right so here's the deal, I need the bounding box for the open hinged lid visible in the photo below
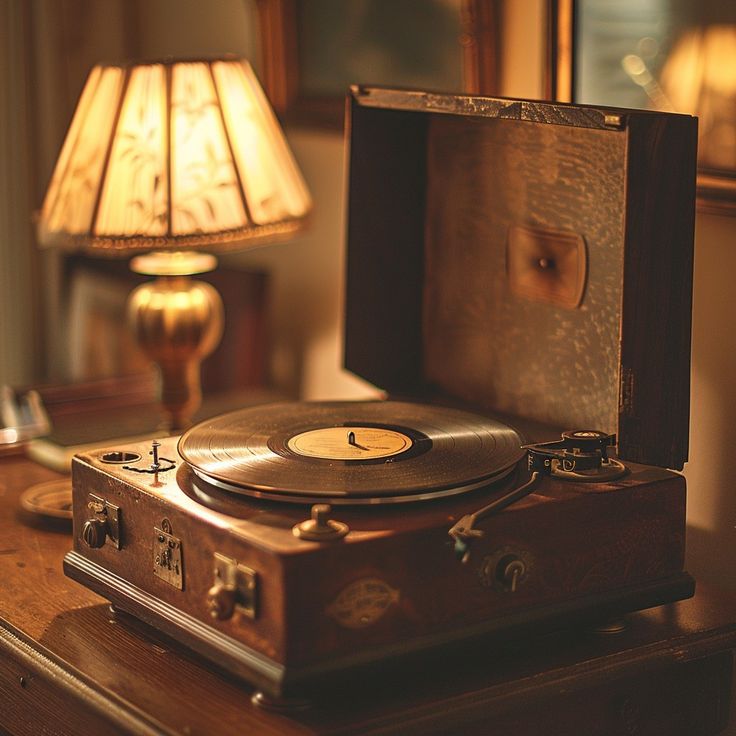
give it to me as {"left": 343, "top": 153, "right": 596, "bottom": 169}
{"left": 343, "top": 87, "right": 697, "bottom": 470}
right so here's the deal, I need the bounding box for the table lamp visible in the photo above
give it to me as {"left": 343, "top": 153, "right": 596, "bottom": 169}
{"left": 37, "top": 57, "right": 311, "bottom": 431}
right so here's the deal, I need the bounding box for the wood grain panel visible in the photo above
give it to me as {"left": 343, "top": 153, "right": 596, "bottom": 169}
{"left": 344, "top": 99, "right": 428, "bottom": 394}
{"left": 618, "top": 113, "right": 697, "bottom": 468}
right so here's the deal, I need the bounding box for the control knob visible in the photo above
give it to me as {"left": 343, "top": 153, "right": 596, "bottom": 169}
{"left": 292, "top": 504, "right": 349, "bottom": 541}
{"left": 81, "top": 518, "right": 108, "bottom": 548}
{"left": 496, "top": 554, "right": 527, "bottom": 593}
{"left": 207, "top": 582, "right": 237, "bottom": 620}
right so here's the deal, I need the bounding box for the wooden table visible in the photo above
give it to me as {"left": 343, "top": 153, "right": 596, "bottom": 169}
{"left": 1, "top": 452, "right": 736, "bottom": 735}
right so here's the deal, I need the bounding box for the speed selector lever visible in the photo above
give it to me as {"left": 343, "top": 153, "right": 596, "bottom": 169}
{"left": 496, "top": 555, "right": 527, "bottom": 592}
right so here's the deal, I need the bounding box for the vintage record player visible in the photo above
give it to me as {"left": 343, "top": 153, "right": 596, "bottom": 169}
{"left": 63, "top": 87, "right": 697, "bottom": 704}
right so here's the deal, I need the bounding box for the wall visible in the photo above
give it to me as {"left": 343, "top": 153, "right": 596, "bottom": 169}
{"left": 133, "top": 0, "right": 260, "bottom": 64}
{"left": 1, "top": 0, "right": 142, "bottom": 387}
{"left": 688, "top": 213, "right": 736, "bottom": 735}
{"left": 226, "top": 130, "right": 380, "bottom": 401}
{"left": 685, "top": 213, "right": 736, "bottom": 588}
{"left": 0, "top": 2, "right": 37, "bottom": 386}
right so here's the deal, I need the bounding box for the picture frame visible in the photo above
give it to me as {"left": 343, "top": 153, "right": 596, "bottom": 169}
{"left": 547, "top": 0, "right": 736, "bottom": 216}
{"left": 256, "top": 0, "right": 501, "bottom": 129}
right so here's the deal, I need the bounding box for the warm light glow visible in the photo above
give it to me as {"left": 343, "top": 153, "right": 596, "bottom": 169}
{"left": 37, "top": 58, "right": 312, "bottom": 253}
{"left": 213, "top": 61, "right": 311, "bottom": 223}
{"left": 40, "top": 66, "right": 125, "bottom": 238}
{"left": 660, "top": 26, "right": 736, "bottom": 170}
{"left": 130, "top": 250, "right": 217, "bottom": 276}
{"left": 170, "top": 62, "right": 246, "bottom": 234}
{"left": 96, "top": 65, "right": 168, "bottom": 237}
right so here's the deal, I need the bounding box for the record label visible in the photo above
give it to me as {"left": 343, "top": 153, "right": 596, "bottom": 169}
{"left": 287, "top": 426, "right": 413, "bottom": 460}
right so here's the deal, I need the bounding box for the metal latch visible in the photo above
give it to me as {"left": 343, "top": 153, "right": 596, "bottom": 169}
{"left": 206, "top": 553, "right": 257, "bottom": 621}
{"left": 83, "top": 493, "right": 121, "bottom": 549}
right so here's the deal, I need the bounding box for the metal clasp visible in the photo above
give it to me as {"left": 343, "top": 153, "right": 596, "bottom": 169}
{"left": 211, "top": 553, "right": 257, "bottom": 620}
{"left": 86, "top": 493, "right": 120, "bottom": 549}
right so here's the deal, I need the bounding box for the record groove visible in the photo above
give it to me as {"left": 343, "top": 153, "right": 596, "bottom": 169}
{"left": 178, "top": 401, "right": 524, "bottom": 502}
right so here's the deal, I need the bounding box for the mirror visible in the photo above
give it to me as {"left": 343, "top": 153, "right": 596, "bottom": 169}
{"left": 548, "top": 0, "right": 736, "bottom": 215}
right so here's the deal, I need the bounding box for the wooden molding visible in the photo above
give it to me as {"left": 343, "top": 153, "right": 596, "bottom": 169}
{"left": 461, "top": 0, "right": 502, "bottom": 95}
{"left": 545, "top": 0, "right": 574, "bottom": 102}
{"left": 257, "top": 0, "right": 502, "bottom": 129}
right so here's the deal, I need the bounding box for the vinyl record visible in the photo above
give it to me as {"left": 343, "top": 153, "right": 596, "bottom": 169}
{"left": 178, "top": 401, "right": 523, "bottom": 503}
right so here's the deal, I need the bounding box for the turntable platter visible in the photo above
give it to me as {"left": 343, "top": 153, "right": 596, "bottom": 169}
{"left": 178, "top": 401, "right": 524, "bottom": 504}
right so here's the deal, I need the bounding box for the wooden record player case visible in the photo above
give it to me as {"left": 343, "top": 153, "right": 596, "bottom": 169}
{"left": 64, "top": 89, "right": 698, "bottom": 701}
{"left": 345, "top": 87, "right": 696, "bottom": 470}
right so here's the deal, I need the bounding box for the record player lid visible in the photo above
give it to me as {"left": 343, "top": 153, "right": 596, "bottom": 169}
{"left": 344, "top": 87, "right": 696, "bottom": 470}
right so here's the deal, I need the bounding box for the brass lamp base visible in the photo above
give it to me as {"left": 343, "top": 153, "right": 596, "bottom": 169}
{"left": 127, "top": 252, "right": 224, "bottom": 432}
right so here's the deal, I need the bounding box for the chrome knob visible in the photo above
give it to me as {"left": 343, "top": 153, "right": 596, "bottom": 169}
{"left": 207, "top": 583, "right": 237, "bottom": 620}
{"left": 81, "top": 518, "right": 108, "bottom": 548}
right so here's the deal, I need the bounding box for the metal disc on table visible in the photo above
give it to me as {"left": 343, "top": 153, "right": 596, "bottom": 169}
{"left": 178, "top": 401, "right": 524, "bottom": 504}
{"left": 20, "top": 478, "right": 73, "bottom": 521}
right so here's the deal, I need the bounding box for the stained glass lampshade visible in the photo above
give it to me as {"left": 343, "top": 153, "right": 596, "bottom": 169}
{"left": 37, "top": 57, "right": 312, "bottom": 429}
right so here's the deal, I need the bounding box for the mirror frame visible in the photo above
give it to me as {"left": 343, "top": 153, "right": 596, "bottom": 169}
{"left": 256, "top": 0, "right": 501, "bottom": 130}
{"left": 546, "top": 0, "right": 736, "bottom": 217}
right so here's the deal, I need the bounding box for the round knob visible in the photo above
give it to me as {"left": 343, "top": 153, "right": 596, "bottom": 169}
{"left": 292, "top": 504, "right": 349, "bottom": 541}
{"left": 207, "top": 583, "right": 236, "bottom": 620}
{"left": 312, "top": 504, "right": 331, "bottom": 529}
{"left": 81, "top": 518, "right": 108, "bottom": 548}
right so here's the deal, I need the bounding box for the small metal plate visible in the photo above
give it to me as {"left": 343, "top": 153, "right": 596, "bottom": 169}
{"left": 154, "top": 526, "right": 183, "bottom": 590}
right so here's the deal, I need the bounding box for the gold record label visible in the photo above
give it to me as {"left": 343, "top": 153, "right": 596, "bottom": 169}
{"left": 327, "top": 578, "right": 400, "bottom": 629}
{"left": 287, "top": 426, "right": 412, "bottom": 460}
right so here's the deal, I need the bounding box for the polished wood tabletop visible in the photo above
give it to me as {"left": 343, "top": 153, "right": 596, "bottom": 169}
{"left": 1, "top": 451, "right": 736, "bottom": 735}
